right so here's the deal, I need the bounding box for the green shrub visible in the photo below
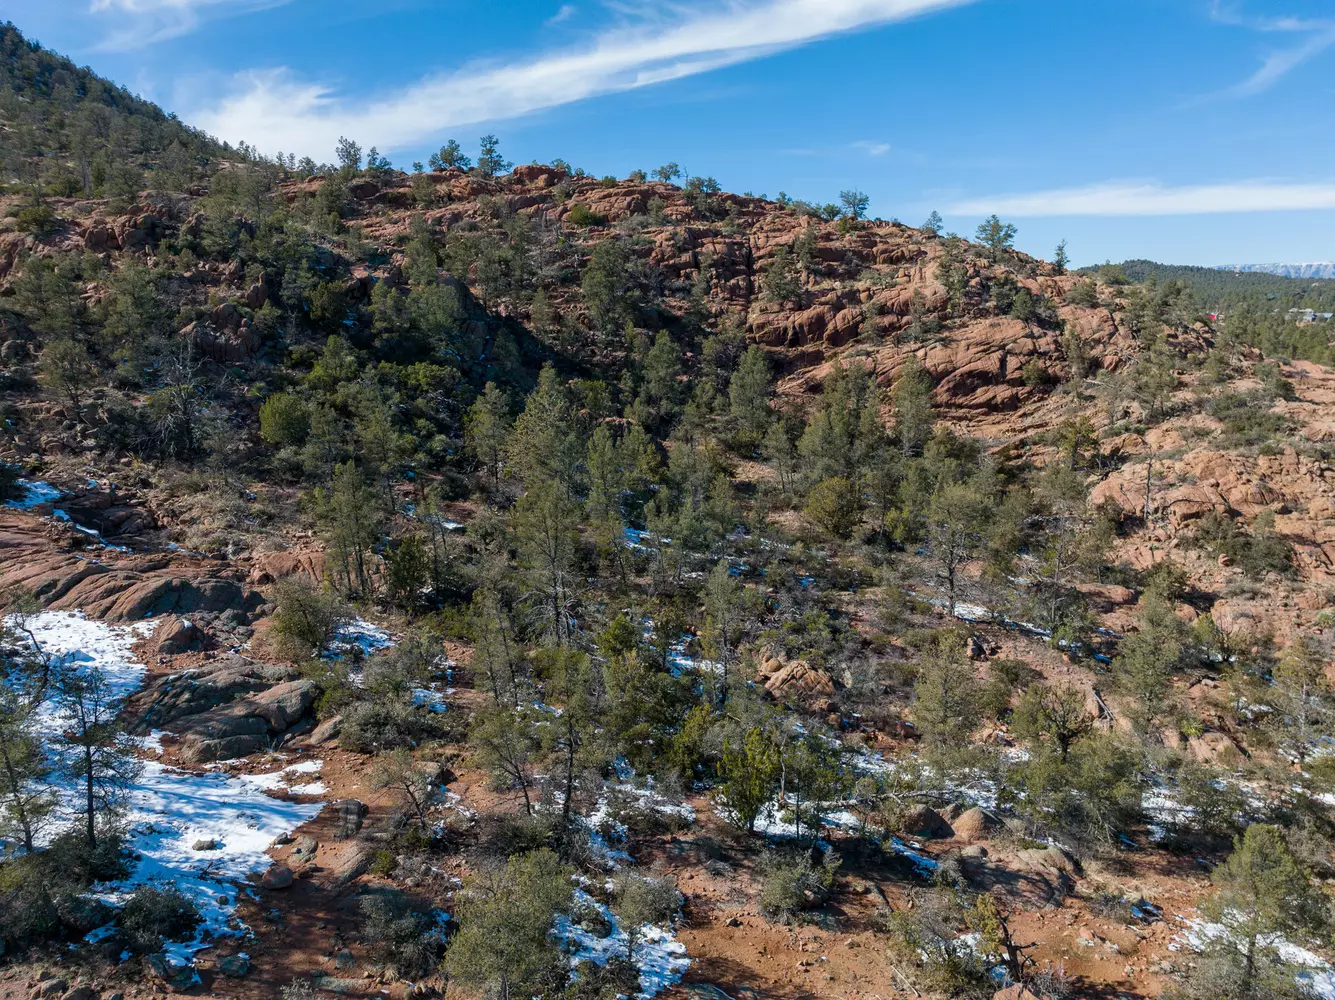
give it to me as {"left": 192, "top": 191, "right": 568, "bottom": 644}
{"left": 1193, "top": 510, "right": 1292, "bottom": 579}
{"left": 758, "top": 849, "right": 840, "bottom": 922}
{"left": 565, "top": 203, "right": 607, "bottom": 227}
{"left": 1063, "top": 281, "right": 1100, "bottom": 307}
{"left": 119, "top": 884, "right": 202, "bottom": 954}
{"left": 269, "top": 581, "right": 350, "bottom": 660}
{"left": 804, "top": 476, "right": 863, "bottom": 539}
{"left": 340, "top": 695, "right": 451, "bottom": 754}
{"left": 0, "top": 461, "right": 22, "bottom": 502}
{"left": 15, "top": 204, "right": 57, "bottom": 234}
{"left": 359, "top": 888, "right": 443, "bottom": 978}
{"left": 259, "top": 393, "right": 311, "bottom": 447}
{"left": 1205, "top": 391, "right": 1291, "bottom": 446}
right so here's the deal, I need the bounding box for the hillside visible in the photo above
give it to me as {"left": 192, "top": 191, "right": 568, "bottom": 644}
{"left": 1219, "top": 262, "right": 1335, "bottom": 280}
{"left": 4, "top": 22, "right": 1335, "bottom": 1000}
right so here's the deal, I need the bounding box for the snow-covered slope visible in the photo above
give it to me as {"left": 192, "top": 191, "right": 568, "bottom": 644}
{"left": 1215, "top": 262, "right": 1335, "bottom": 279}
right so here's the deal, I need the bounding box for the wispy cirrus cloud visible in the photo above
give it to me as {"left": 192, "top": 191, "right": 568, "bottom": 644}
{"left": 948, "top": 179, "right": 1335, "bottom": 217}
{"left": 191, "top": 0, "right": 975, "bottom": 157}
{"left": 89, "top": 0, "right": 293, "bottom": 50}
{"left": 546, "top": 4, "right": 578, "bottom": 26}
{"left": 1208, "top": 2, "right": 1335, "bottom": 98}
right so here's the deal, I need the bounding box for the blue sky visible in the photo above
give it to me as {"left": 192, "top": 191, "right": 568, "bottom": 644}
{"left": 8, "top": 0, "right": 1335, "bottom": 266}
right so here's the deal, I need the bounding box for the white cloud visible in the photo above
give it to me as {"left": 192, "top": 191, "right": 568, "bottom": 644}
{"left": 948, "top": 179, "right": 1335, "bottom": 217}
{"left": 546, "top": 4, "right": 578, "bottom": 26}
{"left": 89, "top": 0, "right": 292, "bottom": 50}
{"left": 191, "top": 0, "right": 975, "bottom": 157}
{"left": 853, "top": 140, "right": 891, "bottom": 156}
{"left": 1208, "top": 3, "right": 1335, "bottom": 97}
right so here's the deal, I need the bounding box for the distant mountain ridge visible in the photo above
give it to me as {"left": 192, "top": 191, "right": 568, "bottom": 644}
{"left": 1215, "top": 262, "right": 1335, "bottom": 279}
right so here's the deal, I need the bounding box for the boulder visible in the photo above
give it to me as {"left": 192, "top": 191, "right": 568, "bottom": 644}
{"left": 754, "top": 648, "right": 837, "bottom": 703}
{"left": 179, "top": 733, "right": 270, "bottom": 763}
{"left": 1016, "top": 844, "right": 1081, "bottom": 877}
{"left": 244, "top": 282, "right": 269, "bottom": 309}
{"left": 149, "top": 616, "right": 202, "bottom": 655}
{"left": 192, "top": 838, "right": 219, "bottom": 851}
{"left": 334, "top": 798, "right": 368, "bottom": 840}
{"left": 307, "top": 714, "right": 342, "bottom": 746}
{"left": 62, "top": 986, "right": 96, "bottom": 1000}
{"left": 250, "top": 679, "right": 318, "bottom": 730}
{"left": 146, "top": 953, "right": 199, "bottom": 992}
{"left": 348, "top": 179, "right": 380, "bottom": 200}
{"left": 216, "top": 954, "right": 251, "bottom": 978}
{"left": 952, "top": 807, "right": 1003, "bottom": 842}
{"left": 261, "top": 864, "right": 294, "bottom": 889}
{"left": 900, "top": 805, "right": 953, "bottom": 840}
{"left": 83, "top": 222, "right": 121, "bottom": 252}
{"left": 290, "top": 835, "right": 318, "bottom": 860}
{"left": 35, "top": 979, "right": 66, "bottom": 997}
{"left": 993, "top": 986, "right": 1042, "bottom": 1000}
{"left": 210, "top": 302, "right": 242, "bottom": 332}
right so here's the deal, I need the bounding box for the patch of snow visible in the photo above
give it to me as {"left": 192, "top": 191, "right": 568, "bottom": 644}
{"left": 325, "top": 618, "right": 394, "bottom": 660}
{"left": 238, "top": 758, "right": 327, "bottom": 796}
{"left": 1181, "top": 918, "right": 1335, "bottom": 999}
{"left": 551, "top": 888, "right": 690, "bottom": 998}
{"left": 9, "top": 612, "right": 324, "bottom": 968}
{"left": 4, "top": 478, "right": 61, "bottom": 509}
{"left": 411, "top": 687, "right": 450, "bottom": 713}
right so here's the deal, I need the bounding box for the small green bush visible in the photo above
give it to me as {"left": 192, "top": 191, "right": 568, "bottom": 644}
{"left": 759, "top": 849, "right": 840, "bottom": 922}
{"left": 0, "top": 461, "right": 22, "bottom": 502}
{"left": 269, "top": 581, "right": 350, "bottom": 660}
{"left": 340, "top": 695, "right": 451, "bottom": 754}
{"left": 565, "top": 203, "right": 607, "bottom": 227}
{"left": 15, "top": 204, "right": 57, "bottom": 234}
{"left": 359, "top": 888, "right": 443, "bottom": 978}
{"left": 1193, "top": 510, "right": 1292, "bottom": 579}
{"left": 119, "top": 884, "right": 202, "bottom": 954}
{"left": 1205, "top": 391, "right": 1291, "bottom": 447}
{"left": 259, "top": 393, "right": 311, "bottom": 447}
{"left": 804, "top": 476, "right": 863, "bottom": 539}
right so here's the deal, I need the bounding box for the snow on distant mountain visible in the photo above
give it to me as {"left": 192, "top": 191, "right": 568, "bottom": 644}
{"left": 1215, "top": 263, "right": 1335, "bottom": 279}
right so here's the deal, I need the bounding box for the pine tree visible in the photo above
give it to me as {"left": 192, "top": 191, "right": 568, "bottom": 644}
{"left": 891, "top": 354, "right": 935, "bottom": 456}
{"left": 718, "top": 728, "right": 781, "bottom": 832}
{"left": 728, "top": 345, "right": 772, "bottom": 446}
{"left": 1185, "top": 825, "right": 1331, "bottom": 1000}
{"left": 1053, "top": 238, "right": 1069, "bottom": 275}
{"left": 446, "top": 849, "right": 574, "bottom": 1000}
{"left": 313, "top": 462, "right": 384, "bottom": 597}
{"left": 465, "top": 382, "right": 512, "bottom": 485}
{"left": 0, "top": 693, "right": 55, "bottom": 851}
{"left": 1269, "top": 634, "right": 1332, "bottom": 767}
{"left": 911, "top": 631, "right": 979, "bottom": 763}
{"left": 505, "top": 365, "right": 581, "bottom": 492}
{"left": 53, "top": 663, "right": 141, "bottom": 848}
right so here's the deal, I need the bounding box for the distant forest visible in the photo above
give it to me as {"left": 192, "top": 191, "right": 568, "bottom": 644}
{"left": 1084, "top": 259, "right": 1335, "bottom": 311}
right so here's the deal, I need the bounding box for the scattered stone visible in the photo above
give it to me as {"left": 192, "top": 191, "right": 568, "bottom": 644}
{"left": 191, "top": 838, "right": 218, "bottom": 852}
{"left": 334, "top": 799, "right": 367, "bottom": 840}
{"left": 952, "top": 807, "right": 1003, "bottom": 842}
{"left": 261, "top": 864, "right": 294, "bottom": 890}
{"left": 291, "top": 835, "right": 319, "bottom": 859}
{"left": 144, "top": 955, "right": 197, "bottom": 993}
{"left": 216, "top": 955, "right": 250, "bottom": 978}
{"left": 899, "top": 804, "right": 953, "bottom": 840}
{"left": 62, "top": 986, "right": 96, "bottom": 1000}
